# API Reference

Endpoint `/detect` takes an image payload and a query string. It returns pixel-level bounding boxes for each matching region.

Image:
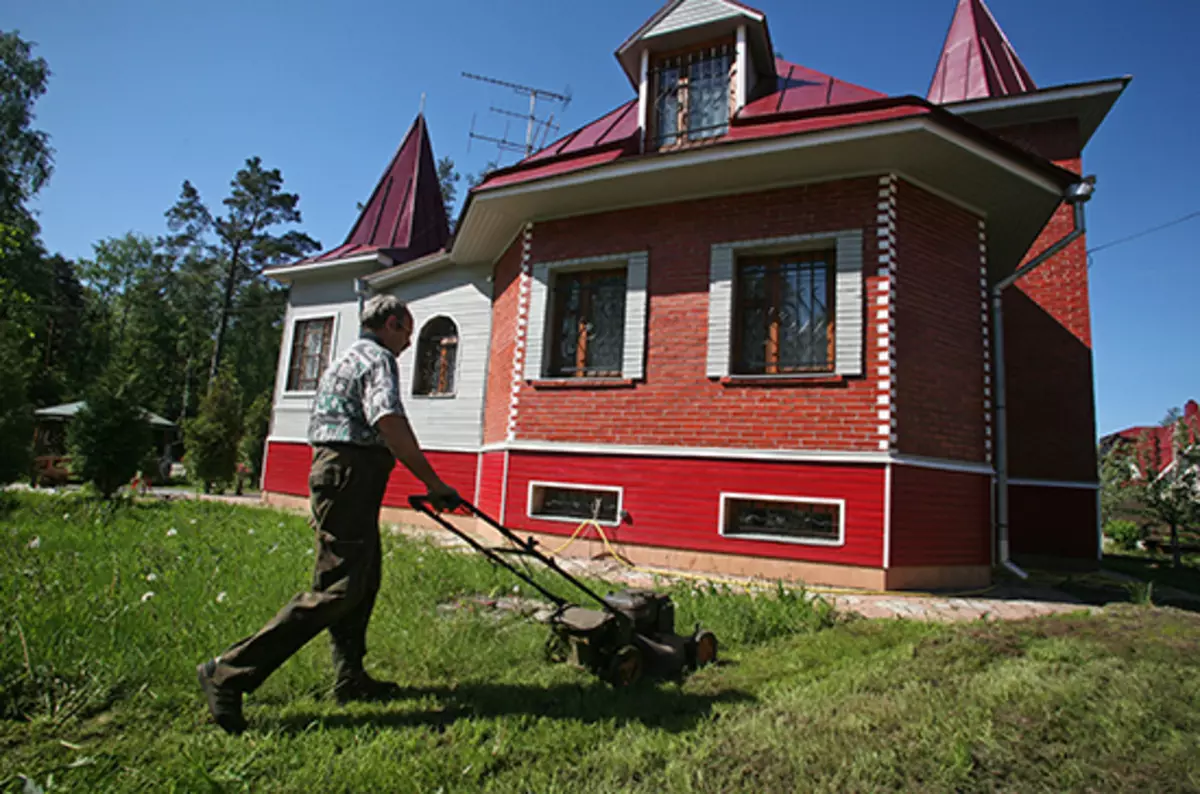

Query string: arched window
[413,316,458,396]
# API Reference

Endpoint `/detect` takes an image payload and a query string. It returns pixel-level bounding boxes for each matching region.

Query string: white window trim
[706,230,864,380]
[525,250,649,382]
[410,314,461,400]
[527,480,625,528]
[718,491,846,547]
[282,312,339,398]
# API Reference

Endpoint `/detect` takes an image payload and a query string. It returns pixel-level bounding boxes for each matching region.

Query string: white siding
[623,252,649,380]
[393,264,493,451]
[705,245,734,378]
[706,230,865,379]
[269,264,493,452]
[645,0,743,38]
[270,274,365,442]
[524,251,649,381]
[834,231,864,376]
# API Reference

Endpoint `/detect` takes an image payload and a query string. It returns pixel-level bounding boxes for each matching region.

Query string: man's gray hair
[361,294,411,331]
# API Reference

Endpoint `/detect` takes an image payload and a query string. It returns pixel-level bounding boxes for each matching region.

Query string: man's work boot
[333,671,404,705]
[196,660,247,734]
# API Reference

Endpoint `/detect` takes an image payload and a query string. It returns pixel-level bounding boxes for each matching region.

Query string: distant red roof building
[1101,401,1200,475]
[301,114,449,266]
[927,0,1037,104]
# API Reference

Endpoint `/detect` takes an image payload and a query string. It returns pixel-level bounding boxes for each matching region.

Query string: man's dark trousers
[210,443,395,692]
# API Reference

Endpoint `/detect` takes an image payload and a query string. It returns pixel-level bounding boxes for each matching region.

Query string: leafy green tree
[0,289,33,484]
[183,367,244,493]
[162,159,320,392]
[0,30,53,220]
[239,392,272,487]
[66,369,152,498]
[1126,421,1200,568]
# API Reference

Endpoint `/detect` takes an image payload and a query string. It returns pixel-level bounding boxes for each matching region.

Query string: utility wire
[1087,209,1200,266]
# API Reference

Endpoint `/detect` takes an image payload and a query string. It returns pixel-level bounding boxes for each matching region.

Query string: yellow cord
[543,518,999,600]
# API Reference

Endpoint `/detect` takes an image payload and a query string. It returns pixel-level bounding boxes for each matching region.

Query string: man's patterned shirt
[307,333,404,447]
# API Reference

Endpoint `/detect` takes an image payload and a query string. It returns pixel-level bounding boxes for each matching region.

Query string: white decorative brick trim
[979,220,992,465]
[876,175,898,452]
[507,223,534,442]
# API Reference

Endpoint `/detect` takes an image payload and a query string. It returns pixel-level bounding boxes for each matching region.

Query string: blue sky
[8,0,1198,435]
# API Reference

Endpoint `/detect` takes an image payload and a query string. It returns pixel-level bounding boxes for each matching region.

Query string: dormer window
[651,42,734,148]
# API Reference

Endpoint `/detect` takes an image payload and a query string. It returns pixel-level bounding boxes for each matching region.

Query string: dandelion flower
[305,548,314,556]
[166,528,178,537]
[141,591,155,603]
[26,536,40,550]
[146,572,158,582]
[189,518,197,525]
[62,513,70,521]
[247,528,255,536]
[512,584,520,594]
[216,591,228,604]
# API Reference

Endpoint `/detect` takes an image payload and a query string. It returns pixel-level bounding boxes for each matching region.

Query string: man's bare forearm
[375,414,444,491]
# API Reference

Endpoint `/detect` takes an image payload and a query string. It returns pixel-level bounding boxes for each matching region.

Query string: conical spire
[927,0,1036,104]
[341,114,449,264]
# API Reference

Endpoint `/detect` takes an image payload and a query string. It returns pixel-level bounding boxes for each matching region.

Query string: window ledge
[411,393,457,400]
[718,374,845,388]
[529,378,636,390]
[282,390,317,398]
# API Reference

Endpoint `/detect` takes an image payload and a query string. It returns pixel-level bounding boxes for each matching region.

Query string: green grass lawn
[3,493,1200,793]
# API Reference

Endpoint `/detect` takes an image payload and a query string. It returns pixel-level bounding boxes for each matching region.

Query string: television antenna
[463,71,571,163]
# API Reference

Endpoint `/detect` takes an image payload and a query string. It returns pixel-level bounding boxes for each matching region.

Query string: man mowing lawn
[196,294,463,734]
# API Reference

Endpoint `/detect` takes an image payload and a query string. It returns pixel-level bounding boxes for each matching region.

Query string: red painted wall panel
[382,449,478,507]
[502,452,886,567]
[1009,485,1098,561]
[484,178,890,453]
[894,181,988,462]
[889,466,991,567]
[475,451,506,519]
[262,441,312,497]
[264,441,477,509]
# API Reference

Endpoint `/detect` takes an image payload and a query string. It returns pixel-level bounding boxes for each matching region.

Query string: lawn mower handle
[407,493,624,618]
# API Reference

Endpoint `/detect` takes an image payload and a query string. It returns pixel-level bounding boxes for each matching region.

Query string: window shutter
[622,252,649,380]
[706,243,734,378]
[524,264,550,380]
[834,231,864,377]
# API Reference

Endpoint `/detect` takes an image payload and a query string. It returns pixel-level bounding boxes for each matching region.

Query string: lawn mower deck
[409,496,717,687]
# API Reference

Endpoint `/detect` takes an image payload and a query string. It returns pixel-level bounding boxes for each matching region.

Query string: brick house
[1100,400,1200,477]
[260,0,1128,590]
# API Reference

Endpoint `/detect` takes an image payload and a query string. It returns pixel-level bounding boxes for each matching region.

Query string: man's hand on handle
[427,482,463,512]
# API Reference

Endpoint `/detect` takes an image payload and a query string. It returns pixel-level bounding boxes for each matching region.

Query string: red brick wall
[482,238,524,445]
[893,181,988,462]
[485,178,888,451]
[997,124,1097,482]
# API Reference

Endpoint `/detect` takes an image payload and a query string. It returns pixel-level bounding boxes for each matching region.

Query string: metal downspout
[992,178,1094,579]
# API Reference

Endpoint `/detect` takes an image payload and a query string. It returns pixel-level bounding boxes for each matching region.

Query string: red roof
[926,0,1036,104]
[476,58,889,192]
[740,59,886,118]
[302,114,449,265]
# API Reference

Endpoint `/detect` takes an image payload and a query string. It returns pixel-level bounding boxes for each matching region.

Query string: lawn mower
[408,495,718,688]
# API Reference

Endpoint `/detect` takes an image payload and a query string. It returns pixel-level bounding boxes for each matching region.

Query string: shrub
[1104,519,1146,552]
[238,392,272,486]
[66,371,152,498]
[0,319,32,485]
[184,368,243,493]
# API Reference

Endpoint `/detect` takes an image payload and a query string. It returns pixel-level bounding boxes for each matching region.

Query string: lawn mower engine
[547,588,718,687]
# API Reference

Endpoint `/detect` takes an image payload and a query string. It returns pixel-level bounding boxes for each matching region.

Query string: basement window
[720,493,844,546]
[528,482,623,526]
